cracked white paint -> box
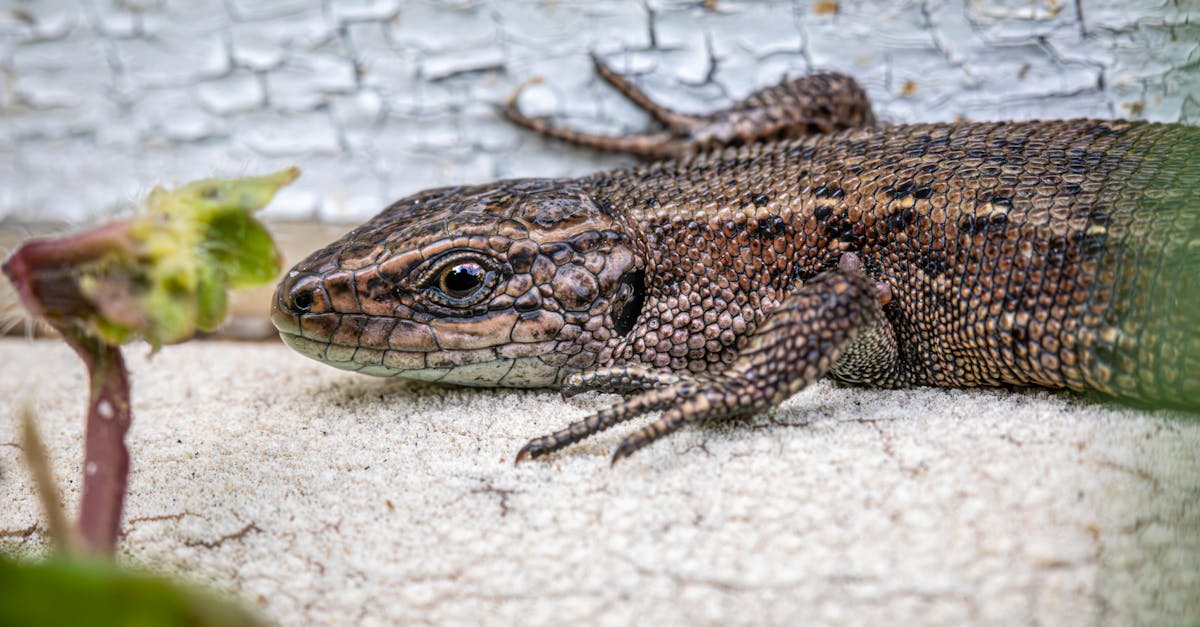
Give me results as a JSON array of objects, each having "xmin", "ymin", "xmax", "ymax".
[{"xmin": 0, "ymin": 0, "xmax": 1196, "ymax": 225}]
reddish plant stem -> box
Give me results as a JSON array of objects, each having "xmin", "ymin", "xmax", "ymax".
[
  {"xmin": 61, "ymin": 328, "xmax": 132, "ymax": 555},
  {"xmin": 3, "ymin": 227, "xmax": 138, "ymax": 556}
]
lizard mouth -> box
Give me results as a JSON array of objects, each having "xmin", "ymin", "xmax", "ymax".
[
  {"xmin": 275, "ymin": 329, "xmax": 524, "ymax": 385},
  {"xmin": 270, "ymin": 303, "xmax": 562, "ymax": 387}
]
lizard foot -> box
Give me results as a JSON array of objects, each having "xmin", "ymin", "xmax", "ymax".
[
  {"xmin": 517, "ymin": 268, "xmax": 901, "ymax": 465},
  {"xmin": 503, "ymin": 53, "xmax": 875, "ymax": 159},
  {"xmin": 518, "ymin": 375, "xmax": 746, "ymax": 465}
]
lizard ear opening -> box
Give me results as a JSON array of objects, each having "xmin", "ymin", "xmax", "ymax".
[{"xmin": 611, "ymin": 269, "xmax": 645, "ymax": 337}]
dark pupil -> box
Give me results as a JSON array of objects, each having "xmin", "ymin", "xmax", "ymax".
[{"xmin": 442, "ymin": 263, "xmax": 484, "ymax": 297}]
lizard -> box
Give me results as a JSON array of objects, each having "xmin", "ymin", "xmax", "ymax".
[{"xmin": 270, "ymin": 54, "xmax": 1200, "ymax": 464}]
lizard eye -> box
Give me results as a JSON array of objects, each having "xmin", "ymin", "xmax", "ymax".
[
  {"xmin": 440, "ymin": 262, "xmax": 485, "ymax": 298},
  {"xmin": 416, "ymin": 251, "xmax": 502, "ymax": 308}
]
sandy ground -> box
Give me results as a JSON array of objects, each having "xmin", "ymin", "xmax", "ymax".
[{"xmin": 0, "ymin": 338, "xmax": 1197, "ymax": 626}]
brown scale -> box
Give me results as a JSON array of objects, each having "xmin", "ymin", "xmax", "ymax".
[{"xmin": 273, "ymin": 58, "xmax": 1200, "ymax": 464}]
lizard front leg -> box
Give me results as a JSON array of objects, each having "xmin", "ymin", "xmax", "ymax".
[{"xmin": 516, "ymin": 256, "xmax": 901, "ymax": 464}]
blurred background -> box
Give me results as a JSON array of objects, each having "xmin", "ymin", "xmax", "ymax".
[{"xmin": 2, "ymin": 0, "xmax": 1197, "ymax": 334}]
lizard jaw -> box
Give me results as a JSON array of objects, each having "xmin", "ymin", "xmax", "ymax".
[{"xmin": 273, "ymin": 326, "xmax": 563, "ymax": 387}]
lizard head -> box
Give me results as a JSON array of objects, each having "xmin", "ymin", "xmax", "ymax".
[{"xmin": 271, "ymin": 178, "xmax": 645, "ymax": 387}]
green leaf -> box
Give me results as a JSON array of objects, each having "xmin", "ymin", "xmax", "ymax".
[
  {"xmin": 193, "ymin": 262, "xmax": 230, "ymax": 333},
  {"xmin": 202, "ymin": 212, "xmax": 281, "ymax": 290},
  {"xmin": 0, "ymin": 555, "xmax": 265, "ymax": 627},
  {"xmin": 3, "ymin": 168, "xmax": 298, "ymax": 348}
]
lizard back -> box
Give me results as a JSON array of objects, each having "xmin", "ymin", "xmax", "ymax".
[{"xmin": 586, "ymin": 119, "xmax": 1199, "ymax": 408}]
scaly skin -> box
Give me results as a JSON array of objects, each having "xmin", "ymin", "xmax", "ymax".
[
  {"xmin": 502, "ymin": 54, "xmax": 875, "ymax": 158},
  {"xmin": 272, "ymin": 64, "xmax": 1199, "ymax": 464}
]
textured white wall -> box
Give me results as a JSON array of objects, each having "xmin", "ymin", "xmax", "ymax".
[{"xmin": 1, "ymin": 0, "xmax": 1197, "ymax": 225}]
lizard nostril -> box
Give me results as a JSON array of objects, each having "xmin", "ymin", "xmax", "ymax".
[
  {"xmin": 292, "ymin": 289, "xmax": 313, "ymax": 312},
  {"xmin": 285, "ymin": 276, "xmax": 321, "ymax": 313}
]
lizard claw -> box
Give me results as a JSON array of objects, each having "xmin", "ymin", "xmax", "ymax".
[
  {"xmin": 610, "ymin": 442, "xmax": 635, "ymax": 466},
  {"xmin": 515, "ymin": 432, "xmax": 567, "ymax": 464},
  {"xmin": 513, "ymin": 441, "xmax": 537, "ymax": 465}
]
